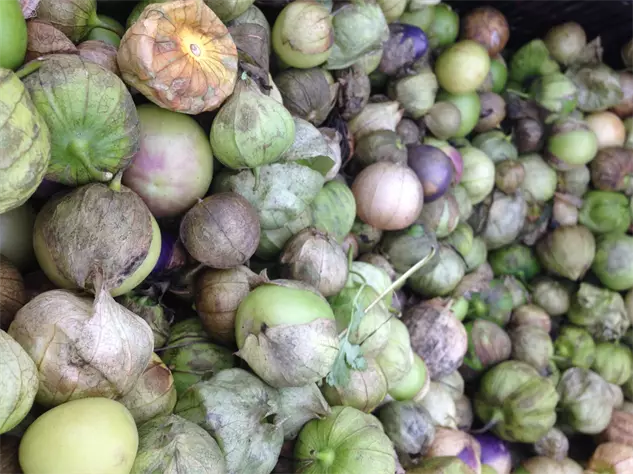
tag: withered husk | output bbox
[334,65,371,120]
[228,22,270,71]
[77,40,119,75]
[0,256,26,331]
[590,147,633,195]
[25,19,77,62]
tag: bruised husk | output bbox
[8,287,153,407]
[180,193,260,269]
[280,228,348,297]
[195,266,264,345]
[33,182,160,296]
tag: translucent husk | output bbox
[388,69,438,119]
[278,384,331,440]
[416,193,460,239]
[0,330,38,434]
[536,225,596,281]
[587,442,633,474]
[418,382,457,429]
[557,367,615,434]
[531,277,571,316]
[408,245,466,298]
[348,101,404,140]
[131,414,227,474]
[463,320,511,376]
[510,325,554,375]
[377,400,435,463]
[553,326,596,371]
[279,117,338,177]
[33,182,156,293]
[118,353,177,425]
[322,358,388,413]
[117,294,172,349]
[380,224,439,275]
[174,368,283,474]
[256,210,313,260]
[294,406,396,474]
[78,40,119,75]
[592,343,633,386]
[275,68,338,126]
[534,427,569,461]
[600,409,633,448]
[25,20,77,61]
[280,227,348,297]
[35,0,116,42]
[310,180,357,243]
[376,318,414,389]
[8,286,153,407]
[403,299,467,379]
[474,361,559,443]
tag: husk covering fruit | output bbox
[174,368,283,474]
[8,287,153,407]
[278,384,331,440]
[117,0,238,114]
[0,68,51,214]
[22,54,139,186]
[0,256,26,330]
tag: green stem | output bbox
[365,245,437,313]
[507,89,530,99]
[315,449,335,467]
[15,60,43,79]
[109,171,124,192]
[68,139,114,183]
[471,409,503,434]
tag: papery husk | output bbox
[531,277,571,317]
[380,224,439,275]
[480,191,528,250]
[77,40,119,75]
[0,435,22,473]
[278,384,331,440]
[403,299,468,379]
[279,117,338,177]
[320,128,343,181]
[25,19,77,61]
[416,193,460,239]
[256,210,313,260]
[131,414,226,474]
[351,219,384,254]
[600,409,633,447]
[117,294,172,349]
[322,358,388,413]
[462,320,511,378]
[118,353,177,425]
[419,382,458,429]
[587,442,633,474]
[117,0,238,114]
[534,427,569,461]
[408,245,465,298]
[0,256,26,331]
[592,343,633,386]
[354,130,408,168]
[310,179,357,243]
[8,286,153,407]
[195,266,264,345]
[590,147,633,194]
[376,319,414,388]
[228,20,269,71]
[275,68,338,126]
[348,101,404,140]
[425,428,481,473]
[33,183,156,293]
[22,54,139,186]
[557,367,614,434]
[510,325,554,375]
[407,456,476,473]
[535,225,595,281]
[160,318,236,395]
[0,330,38,435]
[553,326,595,371]
[510,305,552,332]
[35,0,103,42]
[174,368,283,474]
[453,263,494,298]
[568,283,630,342]
[335,65,371,120]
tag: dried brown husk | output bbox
[600,409,633,447]
[320,128,343,181]
[21,0,40,18]
[590,147,633,194]
[275,68,339,127]
[180,193,260,269]
[322,358,388,413]
[279,228,348,297]
[588,442,633,474]
[8,287,153,407]
[195,265,264,345]
[118,353,177,425]
[0,256,26,331]
[510,304,552,333]
[403,299,468,379]
[534,427,569,461]
[468,319,512,369]
[25,19,77,62]
[335,65,371,120]
[77,40,119,75]
[474,92,506,133]
[35,0,99,42]
[228,22,270,71]
[33,183,155,292]
[0,435,22,473]
[495,159,525,194]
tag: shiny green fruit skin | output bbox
[85,28,121,48]
[0,0,27,70]
[19,398,138,474]
[33,212,162,297]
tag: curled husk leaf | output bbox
[322,358,388,413]
[409,245,465,298]
[118,353,177,425]
[235,282,339,387]
[0,329,38,434]
[567,283,630,342]
[587,442,633,474]
[425,428,481,473]
[553,326,595,371]
[531,277,571,316]
[566,62,624,113]
[0,256,26,331]
[33,182,159,295]
[348,101,404,140]
[278,384,331,440]
[8,287,153,407]
[256,210,313,260]
[335,66,371,120]
[161,318,236,395]
[418,382,457,429]
[377,400,435,465]
[23,54,138,186]
[534,427,570,461]
[117,294,171,349]
[117,0,238,114]
[403,299,468,379]
[131,414,227,474]
[510,325,554,375]
[78,40,119,75]
[380,224,439,275]
[213,162,324,230]
[474,361,559,443]
[174,368,283,474]
[227,5,271,71]
[535,225,595,281]
[557,367,615,434]
[294,406,396,474]
[275,68,338,126]
[592,343,633,386]
[462,320,512,378]
[195,266,263,345]
[310,180,357,243]
[25,19,77,61]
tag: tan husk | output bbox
[322,358,388,413]
[278,384,331,440]
[118,353,177,425]
[425,427,481,472]
[600,409,633,447]
[8,286,153,407]
[195,265,264,345]
[279,227,349,297]
[34,183,154,292]
[0,256,26,331]
[510,304,552,332]
[588,442,633,474]
[78,40,120,75]
[25,19,77,62]
[180,193,260,269]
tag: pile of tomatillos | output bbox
[2,0,633,472]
